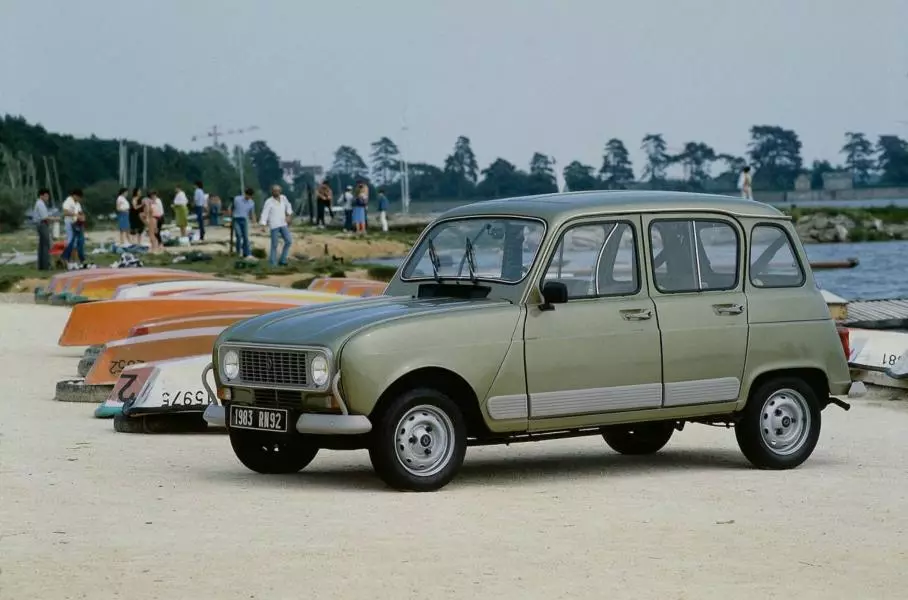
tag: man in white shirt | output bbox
[259,185,293,266]
[60,189,86,267]
[61,190,82,245]
[193,180,206,240]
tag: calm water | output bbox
[806,241,908,300]
[362,240,908,301]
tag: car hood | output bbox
[219,295,509,350]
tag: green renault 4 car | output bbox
[203,191,859,492]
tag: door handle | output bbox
[713,303,744,315]
[620,308,652,321]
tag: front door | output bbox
[524,215,663,431]
[642,214,749,407]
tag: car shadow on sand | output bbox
[201,446,840,492]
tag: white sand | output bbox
[1,303,907,599]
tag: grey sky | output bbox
[1,0,906,178]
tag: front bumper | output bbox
[203,404,372,435]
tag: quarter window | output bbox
[749,224,805,288]
[542,221,639,299]
[649,219,740,293]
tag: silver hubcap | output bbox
[394,405,455,477]
[759,389,810,456]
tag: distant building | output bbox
[280,161,323,185]
[822,171,853,191]
[794,174,811,192]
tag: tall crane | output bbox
[190,125,260,147]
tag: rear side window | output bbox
[649,219,740,293]
[749,224,805,288]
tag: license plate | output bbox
[229,405,288,432]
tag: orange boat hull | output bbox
[85,327,225,385]
[338,281,388,297]
[308,277,374,292]
[74,271,218,301]
[58,296,310,346]
[128,311,267,337]
[40,268,123,298]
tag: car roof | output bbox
[437,190,788,222]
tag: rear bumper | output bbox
[203,404,372,435]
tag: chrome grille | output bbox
[253,389,303,411]
[238,348,308,386]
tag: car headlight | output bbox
[223,349,239,381]
[310,354,329,387]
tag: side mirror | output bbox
[540,281,568,311]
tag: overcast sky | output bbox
[1,0,906,177]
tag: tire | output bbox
[77,356,96,378]
[735,377,821,470]
[602,421,674,455]
[55,379,114,404]
[368,388,467,492]
[114,413,211,434]
[113,414,148,433]
[228,429,319,474]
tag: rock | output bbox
[834,224,850,242]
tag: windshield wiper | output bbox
[427,238,442,283]
[464,237,478,284]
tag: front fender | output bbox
[338,305,523,416]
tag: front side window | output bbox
[401,217,545,283]
[542,221,639,299]
[750,224,805,288]
[650,219,740,293]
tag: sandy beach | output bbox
[1,302,907,599]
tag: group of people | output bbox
[31,178,391,272]
[116,187,165,251]
[315,180,390,234]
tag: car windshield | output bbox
[402,217,546,284]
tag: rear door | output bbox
[642,214,749,407]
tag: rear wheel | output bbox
[368,388,466,492]
[602,422,674,455]
[735,378,821,469]
[228,429,319,474]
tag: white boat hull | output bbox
[97,355,218,420]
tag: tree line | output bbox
[1,113,908,231]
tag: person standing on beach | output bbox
[60,190,86,267]
[208,194,222,226]
[193,180,207,240]
[143,191,160,252]
[377,188,389,233]
[259,185,293,266]
[232,187,256,258]
[115,187,130,245]
[315,180,333,228]
[173,185,189,238]
[738,166,754,200]
[33,188,56,270]
[341,185,354,232]
[150,190,165,249]
[61,189,81,246]
[352,181,368,235]
[129,188,145,244]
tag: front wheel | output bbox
[229,429,319,474]
[735,378,821,470]
[369,388,467,492]
[602,422,674,455]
